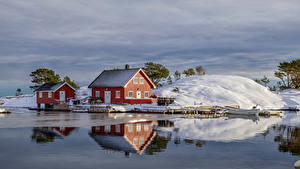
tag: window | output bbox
[140,77,144,84]
[115,91,120,98]
[127,124,133,132]
[139,136,144,145]
[133,137,139,145]
[144,91,149,98]
[144,124,149,131]
[96,126,100,131]
[39,92,43,98]
[136,123,141,132]
[95,91,100,98]
[116,124,120,133]
[104,125,111,133]
[48,92,52,98]
[128,91,133,98]
[133,77,138,84]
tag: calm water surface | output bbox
[0,109,300,169]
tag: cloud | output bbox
[0,0,299,88]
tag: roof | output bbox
[89,68,155,88]
[35,82,76,92]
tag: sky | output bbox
[0,0,299,96]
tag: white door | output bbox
[137,91,141,99]
[59,91,65,102]
[104,91,111,104]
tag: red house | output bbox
[35,82,76,109]
[90,121,157,155]
[88,65,157,104]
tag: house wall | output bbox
[91,124,125,136]
[36,91,55,104]
[36,84,75,105]
[54,84,75,103]
[124,71,153,99]
[91,87,124,104]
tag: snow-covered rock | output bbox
[155,75,285,109]
[1,95,36,108]
[75,86,91,100]
[279,89,300,109]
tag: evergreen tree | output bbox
[261,76,270,87]
[143,62,169,86]
[274,59,300,89]
[195,66,205,76]
[167,76,173,85]
[63,76,78,89]
[30,68,61,89]
[15,88,22,96]
[174,70,181,81]
[183,68,196,76]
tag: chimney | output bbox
[125,64,131,69]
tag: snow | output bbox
[155,75,285,109]
[1,95,36,108]
[279,89,300,109]
[75,86,91,100]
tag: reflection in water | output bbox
[31,127,76,144]
[90,121,157,156]
[273,125,300,156]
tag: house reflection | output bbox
[31,127,77,144]
[273,125,300,156]
[90,121,157,156]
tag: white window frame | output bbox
[116,124,120,133]
[104,125,111,133]
[115,91,120,99]
[127,124,133,132]
[144,124,149,131]
[136,123,141,132]
[95,91,100,98]
[140,77,144,84]
[96,126,100,131]
[39,92,43,98]
[144,91,149,98]
[133,137,139,145]
[139,136,144,145]
[128,91,133,98]
[133,77,138,84]
[48,92,52,98]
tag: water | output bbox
[0,109,299,169]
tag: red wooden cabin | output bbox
[88,65,157,104]
[35,82,76,109]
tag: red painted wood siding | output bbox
[92,87,124,104]
[124,71,153,99]
[36,91,55,104]
[36,84,75,104]
[54,84,75,103]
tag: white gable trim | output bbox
[53,82,76,92]
[124,68,156,88]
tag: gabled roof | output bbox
[88,68,155,88]
[35,82,76,92]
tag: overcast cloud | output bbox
[0,0,299,95]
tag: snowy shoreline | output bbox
[1,75,299,110]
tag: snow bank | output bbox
[279,89,300,109]
[76,86,91,100]
[155,75,285,109]
[1,95,36,108]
